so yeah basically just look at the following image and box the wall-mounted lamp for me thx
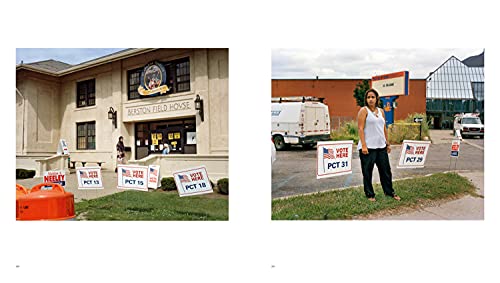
[194,94,204,122]
[108,107,117,128]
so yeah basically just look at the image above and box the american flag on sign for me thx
[179,174,191,184]
[323,147,335,159]
[406,145,415,154]
[79,170,88,178]
[122,168,131,177]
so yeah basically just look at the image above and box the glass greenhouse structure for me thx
[426,52,484,129]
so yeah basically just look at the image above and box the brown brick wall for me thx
[271,79,426,123]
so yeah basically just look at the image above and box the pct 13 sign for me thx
[317,141,353,179]
[76,167,103,189]
[397,140,431,168]
[173,166,213,197]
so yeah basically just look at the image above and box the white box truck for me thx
[271,96,331,150]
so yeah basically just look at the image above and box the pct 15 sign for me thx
[317,141,353,179]
[117,165,148,191]
[173,166,213,197]
[76,167,103,189]
[397,140,431,168]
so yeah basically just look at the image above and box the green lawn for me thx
[272,173,479,220]
[75,190,228,220]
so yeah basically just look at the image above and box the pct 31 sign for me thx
[117,165,148,191]
[173,166,213,197]
[397,140,431,168]
[317,141,353,179]
[76,167,103,189]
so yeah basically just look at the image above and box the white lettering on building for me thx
[128,102,191,116]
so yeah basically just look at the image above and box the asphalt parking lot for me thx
[271,130,484,199]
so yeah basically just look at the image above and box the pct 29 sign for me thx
[117,165,148,191]
[173,166,213,197]
[397,140,431,168]
[317,141,353,179]
[76,167,103,189]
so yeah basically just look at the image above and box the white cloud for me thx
[272,48,484,79]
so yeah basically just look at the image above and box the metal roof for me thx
[426,56,484,100]
[24,59,73,73]
[16,48,158,76]
[462,51,484,67]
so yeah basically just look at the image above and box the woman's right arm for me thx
[357,107,368,154]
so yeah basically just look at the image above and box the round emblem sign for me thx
[138,62,169,96]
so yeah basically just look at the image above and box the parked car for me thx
[453,113,484,138]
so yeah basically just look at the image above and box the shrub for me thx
[388,112,429,144]
[331,120,359,143]
[16,169,36,179]
[160,177,177,191]
[217,178,229,195]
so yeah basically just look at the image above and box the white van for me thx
[271,96,331,150]
[453,113,484,138]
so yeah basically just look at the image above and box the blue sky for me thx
[272,48,485,79]
[16,48,128,65]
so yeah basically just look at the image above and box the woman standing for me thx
[357,89,400,202]
[115,136,126,173]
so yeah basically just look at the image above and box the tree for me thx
[353,79,370,107]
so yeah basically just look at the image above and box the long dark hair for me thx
[117,136,124,150]
[364,88,380,107]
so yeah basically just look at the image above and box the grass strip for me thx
[75,190,228,221]
[272,172,477,220]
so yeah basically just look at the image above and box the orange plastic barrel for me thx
[16,184,29,220]
[16,183,75,221]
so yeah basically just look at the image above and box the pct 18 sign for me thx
[173,166,213,197]
[76,167,103,189]
[317,140,353,179]
[117,165,148,191]
[397,140,431,168]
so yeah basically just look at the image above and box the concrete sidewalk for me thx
[378,170,484,220]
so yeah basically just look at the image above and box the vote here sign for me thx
[173,166,213,197]
[317,141,353,179]
[117,165,148,191]
[148,165,160,189]
[397,140,431,168]
[76,167,103,189]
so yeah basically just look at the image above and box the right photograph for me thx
[271,48,484,220]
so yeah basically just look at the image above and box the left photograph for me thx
[16,48,229,220]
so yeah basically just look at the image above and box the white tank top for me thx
[357,107,387,150]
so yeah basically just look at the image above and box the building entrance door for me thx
[135,117,196,160]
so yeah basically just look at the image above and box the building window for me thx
[127,57,190,100]
[128,68,142,100]
[77,121,96,150]
[77,79,96,108]
[176,60,190,92]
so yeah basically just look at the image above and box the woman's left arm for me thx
[381,110,391,153]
